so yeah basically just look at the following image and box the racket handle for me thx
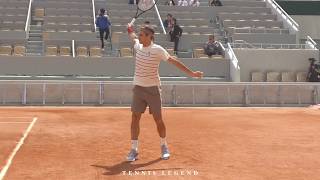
[129,18,136,26]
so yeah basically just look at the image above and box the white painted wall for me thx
[292,15,320,39]
[234,49,319,82]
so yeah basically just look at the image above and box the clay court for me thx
[0,107,320,180]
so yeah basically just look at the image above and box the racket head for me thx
[137,0,156,11]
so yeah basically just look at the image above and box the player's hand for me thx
[127,23,134,34]
[191,71,203,79]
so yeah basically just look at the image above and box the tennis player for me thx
[126,24,203,161]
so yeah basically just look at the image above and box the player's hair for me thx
[141,26,155,41]
[100,8,105,15]
[209,34,215,39]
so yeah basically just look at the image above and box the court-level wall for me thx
[0,56,229,79]
[233,49,319,82]
[0,81,319,107]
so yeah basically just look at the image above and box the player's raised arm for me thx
[127,24,138,44]
[167,55,203,78]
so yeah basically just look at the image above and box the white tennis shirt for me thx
[133,39,170,87]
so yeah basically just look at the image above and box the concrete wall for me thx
[234,49,319,82]
[0,31,26,40]
[0,81,319,106]
[292,15,320,40]
[0,56,229,78]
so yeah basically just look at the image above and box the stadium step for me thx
[26,19,44,57]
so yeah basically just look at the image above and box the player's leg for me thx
[127,85,147,161]
[105,28,110,40]
[147,86,170,160]
[173,37,179,55]
[152,111,166,138]
[99,28,104,49]
[131,112,142,140]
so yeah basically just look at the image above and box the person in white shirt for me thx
[189,0,200,7]
[126,23,203,162]
[178,0,189,6]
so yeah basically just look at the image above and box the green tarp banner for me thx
[276,1,320,15]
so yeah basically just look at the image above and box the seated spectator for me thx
[95,8,111,50]
[189,0,200,7]
[210,0,222,6]
[163,14,174,29]
[165,0,176,5]
[178,0,189,6]
[169,18,183,55]
[203,35,223,57]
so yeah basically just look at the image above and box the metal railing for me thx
[265,0,299,33]
[153,0,167,34]
[92,0,97,32]
[72,40,75,58]
[306,36,318,50]
[226,43,240,82]
[25,0,33,39]
[230,27,290,35]
[0,81,319,106]
[231,43,309,49]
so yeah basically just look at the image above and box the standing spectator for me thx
[165,0,176,5]
[210,0,222,6]
[169,18,183,55]
[189,0,200,7]
[307,58,320,82]
[95,8,111,50]
[178,0,189,6]
[163,14,173,29]
[203,35,223,57]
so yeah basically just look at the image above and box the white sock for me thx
[131,140,138,151]
[160,137,167,146]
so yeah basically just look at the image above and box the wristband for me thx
[127,26,134,34]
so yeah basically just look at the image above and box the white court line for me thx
[0,117,37,180]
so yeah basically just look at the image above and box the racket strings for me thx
[138,0,155,11]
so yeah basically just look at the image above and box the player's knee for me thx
[153,114,163,124]
[132,112,141,121]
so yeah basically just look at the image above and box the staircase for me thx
[26,22,43,56]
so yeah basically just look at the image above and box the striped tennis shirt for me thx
[133,39,170,87]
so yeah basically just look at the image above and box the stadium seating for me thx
[296,72,308,82]
[0,0,28,31]
[281,72,296,82]
[250,71,309,82]
[251,72,265,82]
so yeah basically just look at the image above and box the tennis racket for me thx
[129,0,159,26]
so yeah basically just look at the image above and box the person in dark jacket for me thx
[203,35,223,57]
[95,8,111,49]
[169,18,183,55]
[210,0,222,6]
[307,58,320,82]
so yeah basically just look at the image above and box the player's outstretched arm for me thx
[167,56,203,78]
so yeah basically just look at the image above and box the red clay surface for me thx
[0,107,320,180]
[0,122,30,171]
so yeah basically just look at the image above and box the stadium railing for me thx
[25,0,33,39]
[226,43,240,82]
[264,0,300,42]
[0,81,318,107]
[92,0,97,33]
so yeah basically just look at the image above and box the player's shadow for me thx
[92,158,183,176]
